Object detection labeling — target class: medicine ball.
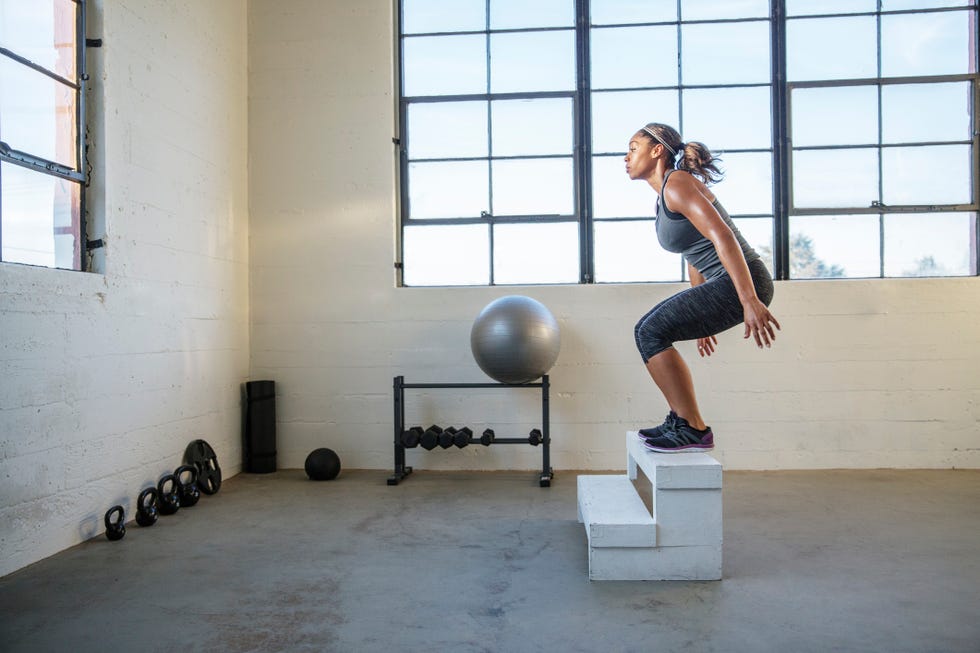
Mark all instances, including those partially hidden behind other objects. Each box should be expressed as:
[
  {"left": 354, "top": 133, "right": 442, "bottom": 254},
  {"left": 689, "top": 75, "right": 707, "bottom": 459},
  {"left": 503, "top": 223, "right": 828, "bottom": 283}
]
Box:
[{"left": 305, "top": 448, "right": 341, "bottom": 481}]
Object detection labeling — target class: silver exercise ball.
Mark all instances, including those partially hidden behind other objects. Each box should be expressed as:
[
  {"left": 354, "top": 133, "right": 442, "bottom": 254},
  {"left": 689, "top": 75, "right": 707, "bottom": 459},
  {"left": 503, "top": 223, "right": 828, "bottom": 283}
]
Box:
[{"left": 470, "top": 295, "right": 561, "bottom": 384}]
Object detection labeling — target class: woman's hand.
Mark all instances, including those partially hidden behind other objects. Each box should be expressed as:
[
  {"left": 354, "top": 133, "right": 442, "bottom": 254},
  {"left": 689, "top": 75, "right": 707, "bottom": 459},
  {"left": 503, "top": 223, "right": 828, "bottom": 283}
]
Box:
[
  {"left": 697, "top": 335, "right": 718, "bottom": 357},
  {"left": 742, "top": 298, "right": 780, "bottom": 348}
]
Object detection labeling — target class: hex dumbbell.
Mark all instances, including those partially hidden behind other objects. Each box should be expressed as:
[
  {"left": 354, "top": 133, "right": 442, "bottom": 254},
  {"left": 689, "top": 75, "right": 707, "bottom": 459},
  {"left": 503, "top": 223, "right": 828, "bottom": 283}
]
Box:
[
  {"left": 480, "top": 428, "right": 495, "bottom": 446},
  {"left": 528, "top": 428, "right": 543, "bottom": 446},
  {"left": 453, "top": 427, "right": 473, "bottom": 448},
  {"left": 420, "top": 425, "right": 442, "bottom": 451},
  {"left": 401, "top": 426, "right": 423, "bottom": 448},
  {"left": 438, "top": 427, "right": 457, "bottom": 449}
]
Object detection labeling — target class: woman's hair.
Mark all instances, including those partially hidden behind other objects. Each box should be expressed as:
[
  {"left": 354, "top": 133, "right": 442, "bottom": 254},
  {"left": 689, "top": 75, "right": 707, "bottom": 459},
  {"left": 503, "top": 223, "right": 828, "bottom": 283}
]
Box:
[{"left": 639, "top": 123, "right": 723, "bottom": 185}]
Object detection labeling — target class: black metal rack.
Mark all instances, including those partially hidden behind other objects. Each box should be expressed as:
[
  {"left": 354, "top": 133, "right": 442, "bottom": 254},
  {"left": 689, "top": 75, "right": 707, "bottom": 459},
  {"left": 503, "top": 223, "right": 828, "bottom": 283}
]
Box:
[{"left": 388, "top": 375, "right": 554, "bottom": 487}]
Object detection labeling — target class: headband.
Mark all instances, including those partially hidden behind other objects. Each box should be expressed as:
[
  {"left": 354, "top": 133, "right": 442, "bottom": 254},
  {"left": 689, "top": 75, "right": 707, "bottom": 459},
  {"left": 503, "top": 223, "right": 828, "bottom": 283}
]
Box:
[{"left": 642, "top": 127, "right": 686, "bottom": 167}]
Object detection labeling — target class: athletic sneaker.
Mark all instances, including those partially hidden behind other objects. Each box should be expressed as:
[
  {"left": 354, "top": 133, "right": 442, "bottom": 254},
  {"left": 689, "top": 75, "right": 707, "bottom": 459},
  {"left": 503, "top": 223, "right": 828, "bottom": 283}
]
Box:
[
  {"left": 637, "top": 411, "right": 679, "bottom": 441},
  {"left": 642, "top": 416, "right": 714, "bottom": 453}
]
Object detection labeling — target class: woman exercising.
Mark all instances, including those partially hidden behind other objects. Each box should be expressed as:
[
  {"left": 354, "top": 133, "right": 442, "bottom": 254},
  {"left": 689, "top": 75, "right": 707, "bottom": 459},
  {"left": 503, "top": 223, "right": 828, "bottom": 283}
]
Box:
[{"left": 627, "top": 123, "right": 779, "bottom": 453}]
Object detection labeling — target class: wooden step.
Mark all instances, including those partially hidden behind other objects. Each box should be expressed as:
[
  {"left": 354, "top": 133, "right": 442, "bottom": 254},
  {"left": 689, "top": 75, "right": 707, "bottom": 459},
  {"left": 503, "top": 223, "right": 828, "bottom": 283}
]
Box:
[{"left": 577, "top": 474, "right": 656, "bottom": 548}]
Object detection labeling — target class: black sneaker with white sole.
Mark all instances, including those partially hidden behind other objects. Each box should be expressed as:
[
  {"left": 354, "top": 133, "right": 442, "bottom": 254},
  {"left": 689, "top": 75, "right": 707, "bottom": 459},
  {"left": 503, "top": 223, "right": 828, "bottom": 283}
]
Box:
[
  {"left": 637, "top": 411, "right": 678, "bottom": 441},
  {"left": 642, "top": 416, "right": 714, "bottom": 453}
]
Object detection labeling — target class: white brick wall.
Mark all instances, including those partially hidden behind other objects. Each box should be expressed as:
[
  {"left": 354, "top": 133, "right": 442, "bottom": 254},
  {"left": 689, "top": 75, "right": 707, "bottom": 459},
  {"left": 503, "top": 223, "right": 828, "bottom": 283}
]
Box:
[{"left": 0, "top": 0, "right": 249, "bottom": 577}]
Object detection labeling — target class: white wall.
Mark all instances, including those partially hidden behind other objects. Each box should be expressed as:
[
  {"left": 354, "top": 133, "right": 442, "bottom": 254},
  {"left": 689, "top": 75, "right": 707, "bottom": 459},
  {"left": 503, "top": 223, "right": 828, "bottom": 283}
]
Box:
[
  {"left": 0, "top": 0, "right": 249, "bottom": 577},
  {"left": 249, "top": 0, "right": 980, "bottom": 474}
]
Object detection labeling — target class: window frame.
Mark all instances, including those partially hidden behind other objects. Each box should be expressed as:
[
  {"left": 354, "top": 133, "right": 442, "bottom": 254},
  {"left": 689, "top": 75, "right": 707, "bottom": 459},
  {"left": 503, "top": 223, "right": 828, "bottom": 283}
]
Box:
[
  {"left": 0, "top": 0, "right": 90, "bottom": 271},
  {"left": 396, "top": 0, "right": 980, "bottom": 285}
]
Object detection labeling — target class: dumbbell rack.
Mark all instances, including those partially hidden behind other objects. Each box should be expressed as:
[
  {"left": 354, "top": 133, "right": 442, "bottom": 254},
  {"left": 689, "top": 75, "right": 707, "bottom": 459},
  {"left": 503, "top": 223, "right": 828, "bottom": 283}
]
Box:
[{"left": 388, "top": 375, "right": 554, "bottom": 487}]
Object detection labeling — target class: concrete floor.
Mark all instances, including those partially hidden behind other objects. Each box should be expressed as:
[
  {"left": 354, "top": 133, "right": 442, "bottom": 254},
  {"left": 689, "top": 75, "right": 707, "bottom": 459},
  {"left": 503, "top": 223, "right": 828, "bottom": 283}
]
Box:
[{"left": 1, "top": 467, "right": 978, "bottom": 653}]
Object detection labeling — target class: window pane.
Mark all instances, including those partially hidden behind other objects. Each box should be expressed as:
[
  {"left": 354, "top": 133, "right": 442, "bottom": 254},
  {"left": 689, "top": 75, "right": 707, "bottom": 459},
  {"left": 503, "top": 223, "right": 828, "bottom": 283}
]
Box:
[
  {"left": 493, "top": 222, "right": 579, "bottom": 284},
  {"left": 408, "top": 101, "right": 487, "bottom": 159},
  {"left": 591, "top": 26, "right": 678, "bottom": 90},
  {"left": 594, "top": 220, "right": 683, "bottom": 282},
  {"left": 682, "top": 22, "right": 770, "bottom": 85},
  {"left": 592, "top": 154, "right": 656, "bottom": 218},
  {"left": 732, "top": 217, "right": 774, "bottom": 272},
  {"left": 0, "top": 0, "right": 77, "bottom": 80},
  {"left": 1, "top": 162, "right": 79, "bottom": 269},
  {"left": 490, "top": 30, "right": 576, "bottom": 93},
  {"left": 403, "top": 224, "right": 490, "bottom": 286},
  {"left": 882, "top": 82, "right": 972, "bottom": 144},
  {"left": 409, "top": 161, "right": 489, "bottom": 218},
  {"left": 881, "top": 11, "right": 973, "bottom": 77},
  {"left": 791, "top": 86, "right": 878, "bottom": 147},
  {"left": 403, "top": 35, "right": 486, "bottom": 96},
  {"left": 884, "top": 213, "right": 974, "bottom": 277},
  {"left": 788, "top": 16, "right": 877, "bottom": 81},
  {"left": 0, "top": 58, "right": 78, "bottom": 168},
  {"left": 491, "top": 98, "right": 573, "bottom": 157},
  {"left": 882, "top": 145, "right": 972, "bottom": 206},
  {"left": 882, "top": 0, "right": 968, "bottom": 8},
  {"left": 786, "top": 0, "right": 876, "bottom": 15},
  {"left": 401, "top": 0, "right": 485, "bottom": 34},
  {"left": 591, "top": 0, "right": 677, "bottom": 24},
  {"left": 492, "top": 158, "right": 574, "bottom": 216},
  {"left": 592, "top": 90, "right": 679, "bottom": 154},
  {"left": 793, "top": 149, "right": 879, "bottom": 208},
  {"left": 681, "top": 0, "right": 769, "bottom": 21},
  {"left": 490, "top": 0, "right": 575, "bottom": 29},
  {"left": 683, "top": 86, "right": 771, "bottom": 150},
  {"left": 712, "top": 152, "right": 773, "bottom": 215},
  {"left": 789, "top": 215, "right": 881, "bottom": 278}
]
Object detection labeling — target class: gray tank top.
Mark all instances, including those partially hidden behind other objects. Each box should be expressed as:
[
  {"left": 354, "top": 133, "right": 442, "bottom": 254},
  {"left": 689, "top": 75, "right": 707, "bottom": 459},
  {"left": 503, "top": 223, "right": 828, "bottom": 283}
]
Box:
[{"left": 655, "top": 170, "right": 760, "bottom": 281}]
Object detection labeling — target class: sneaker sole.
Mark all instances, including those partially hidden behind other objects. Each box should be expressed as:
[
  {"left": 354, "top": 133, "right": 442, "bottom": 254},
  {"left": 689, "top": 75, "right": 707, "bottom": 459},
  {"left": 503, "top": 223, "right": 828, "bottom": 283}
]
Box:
[{"left": 642, "top": 441, "right": 714, "bottom": 453}]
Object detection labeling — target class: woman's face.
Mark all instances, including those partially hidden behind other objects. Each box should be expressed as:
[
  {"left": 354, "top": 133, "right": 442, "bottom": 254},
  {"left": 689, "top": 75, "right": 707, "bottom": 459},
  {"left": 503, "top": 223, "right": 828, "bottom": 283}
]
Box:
[{"left": 624, "top": 132, "right": 658, "bottom": 180}]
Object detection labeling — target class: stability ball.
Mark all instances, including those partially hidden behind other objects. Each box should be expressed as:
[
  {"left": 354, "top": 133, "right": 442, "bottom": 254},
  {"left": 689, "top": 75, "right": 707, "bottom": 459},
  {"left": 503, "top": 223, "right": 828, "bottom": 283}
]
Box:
[
  {"left": 470, "top": 295, "right": 561, "bottom": 384},
  {"left": 305, "top": 448, "right": 341, "bottom": 481}
]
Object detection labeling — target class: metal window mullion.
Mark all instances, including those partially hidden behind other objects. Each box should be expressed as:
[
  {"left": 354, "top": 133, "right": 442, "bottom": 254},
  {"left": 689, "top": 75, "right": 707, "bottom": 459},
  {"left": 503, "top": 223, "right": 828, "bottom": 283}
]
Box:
[
  {"left": 77, "top": 0, "right": 88, "bottom": 270},
  {"left": 576, "top": 0, "right": 593, "bottom": 283},
  {"left": 485, "top": 0, "right": 494, "bottom": 285},
  {"left": 772, "top": 0, "right": 790, "bottom": 280},
  {"left": 876, "top": 4, "right": 885, "bottom": 278}
]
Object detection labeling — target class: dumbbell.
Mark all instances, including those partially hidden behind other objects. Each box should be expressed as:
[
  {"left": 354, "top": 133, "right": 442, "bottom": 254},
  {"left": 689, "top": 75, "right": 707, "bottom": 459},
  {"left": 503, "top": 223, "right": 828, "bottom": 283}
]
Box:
[
  {"left": 420, "top": 425, "right": 442, "bottom": 451},
  {"left": 401, "top": 426, "right": 423, "bottom": 448},
  {"left": 438, "top": 427, "right": 457, "bottom": 449},
  {"left": 453, "top": 427, "right": 473, "bottom": 448},
  {"left": 528, "top": 428, "right": 543, "bottom": 446},
  {"left": 480, "top": 428, "right": 495, "bottom": 446}
]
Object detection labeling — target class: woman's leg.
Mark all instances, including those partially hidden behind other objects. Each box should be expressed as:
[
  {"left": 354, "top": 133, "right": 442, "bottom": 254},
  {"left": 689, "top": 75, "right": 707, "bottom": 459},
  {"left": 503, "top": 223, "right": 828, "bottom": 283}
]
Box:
[
  {"left": 634, "top": 260, "right": 773, "bottom": 431},
  {"left": 645, "top": 347, "right": 706, "bottom": 430}
]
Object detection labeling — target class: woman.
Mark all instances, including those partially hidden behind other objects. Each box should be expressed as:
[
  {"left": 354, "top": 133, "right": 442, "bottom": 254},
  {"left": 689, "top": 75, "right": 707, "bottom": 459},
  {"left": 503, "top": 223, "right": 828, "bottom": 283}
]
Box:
[{"left": 627, "top": 123, "right": 779, "bottom": 453}]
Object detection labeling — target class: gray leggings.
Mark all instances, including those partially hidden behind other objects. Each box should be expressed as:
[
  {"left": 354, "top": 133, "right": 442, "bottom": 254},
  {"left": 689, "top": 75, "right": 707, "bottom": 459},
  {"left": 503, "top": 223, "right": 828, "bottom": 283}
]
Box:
[{"left": 634, "top": 259, "right": 774, "bottom": 363}]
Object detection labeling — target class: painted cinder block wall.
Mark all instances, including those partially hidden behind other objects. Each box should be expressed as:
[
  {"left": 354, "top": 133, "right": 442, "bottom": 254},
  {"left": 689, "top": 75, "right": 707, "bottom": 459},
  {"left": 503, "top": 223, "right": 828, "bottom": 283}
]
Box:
[
  {"left": 0, "top": 0, "right": 249, "bottom": 577},
  {"left": 248, "top": 0, "right": 980, "bottom": 473}
]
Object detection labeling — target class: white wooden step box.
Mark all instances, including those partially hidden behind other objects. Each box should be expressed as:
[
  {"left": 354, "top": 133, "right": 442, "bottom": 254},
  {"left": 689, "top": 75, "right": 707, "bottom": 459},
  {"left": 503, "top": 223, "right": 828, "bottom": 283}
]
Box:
[{"left": 576, "top": 432, "right": 723, "bottom": 581}]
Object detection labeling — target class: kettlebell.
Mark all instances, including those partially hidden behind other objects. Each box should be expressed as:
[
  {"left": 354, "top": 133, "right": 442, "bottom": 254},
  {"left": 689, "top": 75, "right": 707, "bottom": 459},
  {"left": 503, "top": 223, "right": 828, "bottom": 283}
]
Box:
[
  {"left": 175, "top": 465, "right": 200, "bottom": 508},
  {"left": 135, "top": 487, "right": 159, "bottom": 527},
  {"left": 104, "top": 505, "right": 126, "bottom": 541},
  {"left": 157, "top": 474, "right": 181, "bottom": 515}
]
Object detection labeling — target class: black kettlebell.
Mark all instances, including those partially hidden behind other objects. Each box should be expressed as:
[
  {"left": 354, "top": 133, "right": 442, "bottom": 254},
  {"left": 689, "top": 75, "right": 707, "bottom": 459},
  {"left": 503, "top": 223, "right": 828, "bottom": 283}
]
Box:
[
  {"left": 104, "top": 505, "right": 126, "bottom": 541},
  {"left": 175, "top": 465, "right": 200, "bottom": 508},
  {"left": 157, "top": 474, "right": 181, "bottom": 515},
  {"left": 135, "top": 487, "right": 159, "bottom": 527}
]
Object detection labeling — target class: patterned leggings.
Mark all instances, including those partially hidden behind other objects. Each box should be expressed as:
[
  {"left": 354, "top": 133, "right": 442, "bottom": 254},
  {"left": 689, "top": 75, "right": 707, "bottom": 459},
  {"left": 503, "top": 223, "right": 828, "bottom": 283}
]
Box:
[{"left": 634, "top": 258, "right": 774, "bottom": 363}]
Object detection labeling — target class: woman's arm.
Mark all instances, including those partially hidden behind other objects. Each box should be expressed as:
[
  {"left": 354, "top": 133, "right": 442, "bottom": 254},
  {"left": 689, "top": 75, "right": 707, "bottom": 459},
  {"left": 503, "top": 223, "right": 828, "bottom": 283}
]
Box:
[{"left": 665, "top": 173, "right": 780, "bottom": 348}]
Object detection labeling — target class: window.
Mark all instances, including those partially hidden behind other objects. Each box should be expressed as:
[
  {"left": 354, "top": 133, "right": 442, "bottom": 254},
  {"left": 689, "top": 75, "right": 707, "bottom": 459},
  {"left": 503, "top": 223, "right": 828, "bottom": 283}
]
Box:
[
  {"left": 397, "top": 1, "right": 979, "bottom": 285},
  {"left": 0, "top": 0, "right": 89, "bottom": 270},
  {"left": 786, "top": 1, "right": 978, "bottom": 279}
]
